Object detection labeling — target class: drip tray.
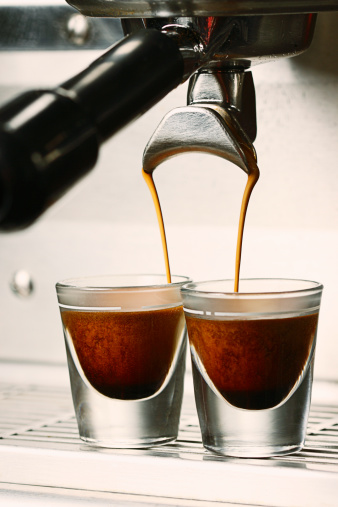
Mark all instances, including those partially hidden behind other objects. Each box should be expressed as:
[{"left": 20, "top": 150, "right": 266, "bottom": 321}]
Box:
[{"left": 0, "top": 376, "right": 338, "bottom": 506}]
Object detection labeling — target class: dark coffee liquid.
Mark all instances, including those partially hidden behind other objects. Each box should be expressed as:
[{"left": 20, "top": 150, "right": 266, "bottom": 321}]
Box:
[
  {"left": 62, "top": 306, "right": 185, "bottom": 400},
  {"left": 186, "top": 312, "right": 318, "bottom": 410}
]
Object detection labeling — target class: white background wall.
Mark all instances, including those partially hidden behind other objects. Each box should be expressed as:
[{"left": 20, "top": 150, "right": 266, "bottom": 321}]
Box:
[{"left": 0, "top": 13, "right": 338, "bottom": 380}]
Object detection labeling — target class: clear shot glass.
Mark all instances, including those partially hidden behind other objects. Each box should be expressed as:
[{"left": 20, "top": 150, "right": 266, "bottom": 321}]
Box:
[
  {"left": 56, "top": 274, "right": 190, "bottom": 448},
  {"left": 181, "top": 278, "right": 323, "bottom": 458}
]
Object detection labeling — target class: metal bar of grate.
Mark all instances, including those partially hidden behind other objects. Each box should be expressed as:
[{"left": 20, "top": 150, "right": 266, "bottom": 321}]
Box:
[{"left": 1, "top": 382, "right": 338, "bottom": 506}]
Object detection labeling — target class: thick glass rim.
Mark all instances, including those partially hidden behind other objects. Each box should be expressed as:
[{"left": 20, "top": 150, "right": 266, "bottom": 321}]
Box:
[
  {"left": 181, "top": 278, "right": 323, "bottom": 298},
  {"left": 56, "top": 274, "right": 190, "bottom": 292}
]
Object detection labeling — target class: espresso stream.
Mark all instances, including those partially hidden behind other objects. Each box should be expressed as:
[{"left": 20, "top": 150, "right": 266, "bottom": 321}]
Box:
[{"left": 142, "top": 150, "right": 259, "bottom": 290}]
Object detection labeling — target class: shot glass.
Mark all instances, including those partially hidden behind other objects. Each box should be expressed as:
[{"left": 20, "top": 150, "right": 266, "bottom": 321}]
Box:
[
  {"left": 181, "top": 278, "right": 323, "bottom": 457},
  {"left": 56, "top": 274, "right": 189, "bottom": 448}
]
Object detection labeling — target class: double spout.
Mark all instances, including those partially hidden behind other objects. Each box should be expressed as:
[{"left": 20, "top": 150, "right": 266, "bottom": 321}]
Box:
[{"left": 143, "top": 69, "right": 257, "bottom": 177}]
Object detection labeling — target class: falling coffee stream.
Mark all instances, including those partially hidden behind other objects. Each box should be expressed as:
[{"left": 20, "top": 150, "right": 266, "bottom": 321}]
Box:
[
  {"left": 143, "top": 152, "right": 259, "bottom": 291},
  {"left": 234, "top": 156, "right": 260, "bottom": 292},
  {"left": 143, "top": 170, "right": 171, "bottom": 283}
]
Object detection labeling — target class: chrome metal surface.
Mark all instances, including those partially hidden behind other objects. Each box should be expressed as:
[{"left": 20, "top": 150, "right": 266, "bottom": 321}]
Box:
[
  {"left": 1, "top": 379, "right": 338, "bottom": 506},
  {"left": 143, "top": 69, "right": 256, "bottom": 176},
  {"left": 188, "top": 70, "right": 257, "bottom": 141},
  {"left": 144, "top": 15, "right": 317, "bottom": 69},
  {"left": 143, "top": 104, "right": 254, "bottom": 175},
  {"left": 189, "top": 71, "right": 250, "bottom": 111},
  {"left": 67, "top": 0, "right": 338, "bottom": 18},
  {"left": 0, "top": 0, "right": 123, "bottom": 50}
]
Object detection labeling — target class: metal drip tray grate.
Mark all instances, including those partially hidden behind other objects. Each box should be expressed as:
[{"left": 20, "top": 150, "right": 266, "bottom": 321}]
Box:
[{"left": 1, "top": 382, "right": 338, "bottom": 506}]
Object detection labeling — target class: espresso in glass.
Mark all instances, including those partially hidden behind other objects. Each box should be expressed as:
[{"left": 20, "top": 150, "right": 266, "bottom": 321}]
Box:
[
  {"left": 181, "top": 278, "right": 323, "bottom": 457},
  {"left": 61, "top": 305, "right": 184, "bottom": 400},
  {"left": 56, "top": 274, "right": 189, "bottom": 448},
  {"left": 186, "top": 312, "right": 318, "bottom": 410}
]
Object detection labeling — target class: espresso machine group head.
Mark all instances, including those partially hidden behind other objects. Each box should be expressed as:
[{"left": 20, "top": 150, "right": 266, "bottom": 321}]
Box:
[{"left": 0, "top": 0, "right": 337, "bottom": 230}]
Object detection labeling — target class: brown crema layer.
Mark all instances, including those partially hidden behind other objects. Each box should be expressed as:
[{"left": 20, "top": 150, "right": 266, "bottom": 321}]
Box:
[
  {"left": 62, "top": 306, "right": 185, "bottom": 400},
  {"left": 186, "top": 312, "right": 318, "bottom": 410}
]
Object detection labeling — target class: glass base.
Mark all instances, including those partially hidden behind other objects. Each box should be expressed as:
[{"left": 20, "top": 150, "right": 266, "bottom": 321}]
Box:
[
  {"left": 80, "top": 435, "right": 177, "bottom": 449},
  {"left": 192, "top": 357, "right": 314, "bottom": 458},
  {"left": 204, "top": 443, "right": 303, "bottom": 458},
  {"left": 66, "top": 337, "right": 187, "bottom": 448}
]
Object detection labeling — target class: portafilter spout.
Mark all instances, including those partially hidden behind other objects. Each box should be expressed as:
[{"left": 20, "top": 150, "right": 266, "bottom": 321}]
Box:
[{"left": 143, "top": 69, "right": 257, "bottom": 176}]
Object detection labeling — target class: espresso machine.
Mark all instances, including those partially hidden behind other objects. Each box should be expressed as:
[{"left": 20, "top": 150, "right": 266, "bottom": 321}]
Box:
[
  {"left": 0, "top": 1, "right": 336, "bottom": 230},
  {"left": 1, "top": 1, "right": 338, "bottom": 505}
]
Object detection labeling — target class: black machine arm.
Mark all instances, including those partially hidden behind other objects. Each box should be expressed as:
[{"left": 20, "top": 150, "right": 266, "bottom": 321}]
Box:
[{"left": 0, "top": 29, "right": 185, "bottom": 231}]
